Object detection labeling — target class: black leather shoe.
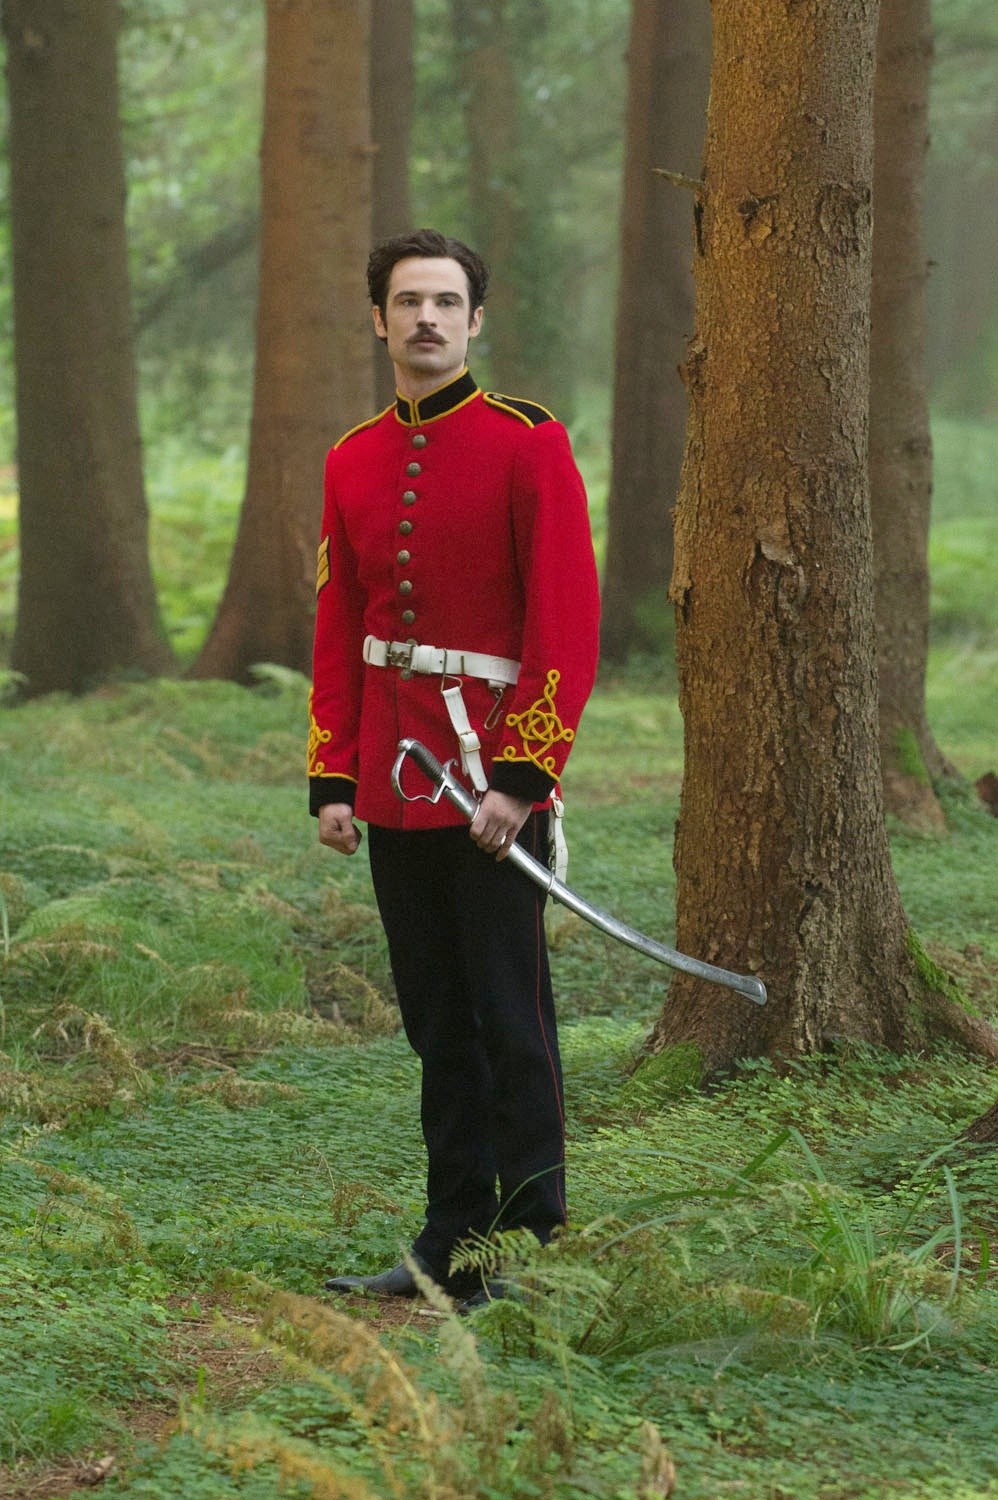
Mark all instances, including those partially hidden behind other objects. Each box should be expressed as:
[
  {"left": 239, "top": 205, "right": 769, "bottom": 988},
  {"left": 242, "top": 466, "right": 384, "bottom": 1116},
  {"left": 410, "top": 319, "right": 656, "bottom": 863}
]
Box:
[
  {"left": 456, "top": 1278, "right": 513, "bottom": 1314},
  {"left": 324, "top": 1259, "right": 427, "bottom": 1297}
]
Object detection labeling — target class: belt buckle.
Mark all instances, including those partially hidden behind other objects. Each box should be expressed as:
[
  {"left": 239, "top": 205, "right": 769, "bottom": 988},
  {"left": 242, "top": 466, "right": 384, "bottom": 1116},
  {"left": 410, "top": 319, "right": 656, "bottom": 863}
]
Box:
[{"left": 387, "top": 640, "right": 414, "bottom": 670}]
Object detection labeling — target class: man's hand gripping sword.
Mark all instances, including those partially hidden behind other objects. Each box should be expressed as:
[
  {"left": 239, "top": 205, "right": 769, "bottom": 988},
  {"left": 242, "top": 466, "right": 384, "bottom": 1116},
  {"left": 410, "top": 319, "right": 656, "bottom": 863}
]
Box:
[{"left": 391, "top": 738, "right": 767, "bottom": 1006}]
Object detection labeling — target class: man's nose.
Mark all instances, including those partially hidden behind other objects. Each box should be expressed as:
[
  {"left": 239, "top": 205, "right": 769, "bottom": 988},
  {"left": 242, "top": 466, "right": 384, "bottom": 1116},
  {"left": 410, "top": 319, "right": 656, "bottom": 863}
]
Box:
[{"left": 416, "top": 302, "right": 438, "bottom": 324}]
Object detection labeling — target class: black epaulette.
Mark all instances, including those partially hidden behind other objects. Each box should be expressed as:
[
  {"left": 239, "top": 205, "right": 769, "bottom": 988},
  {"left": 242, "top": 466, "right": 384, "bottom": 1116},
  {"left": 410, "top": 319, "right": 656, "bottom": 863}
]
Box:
[
  {"left": 483, "top": 392, "right": 556, "bottom": 427},
  {"left": 333, "top": 404, "right": 394, "bottom": 448}
]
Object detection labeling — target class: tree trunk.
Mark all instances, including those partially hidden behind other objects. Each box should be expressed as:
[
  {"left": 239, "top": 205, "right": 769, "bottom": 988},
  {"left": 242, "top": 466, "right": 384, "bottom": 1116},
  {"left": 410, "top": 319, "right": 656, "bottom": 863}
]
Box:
[
  {"left": 370, "top": 0, "right": 413, "bottom": 410},
  {"left": 963, "top": 1098, "right": 998, "bottom": 1145},
  {"left": 450, "top": 0, "right": 571, "bottom": 413},
  {"left": 870, "top": 0, "right": 953, "bottom": 830},
  {"left": 190, "top": 0, "right": 374, "bottom": 683},
  {"left": 601, "top": 0, "right": 710, "bottom": 664},
  {"left": 647, "top": 0, "right": 995, "bottom": 1079},
  {"left": 4, "top": 0, "right": 174, "bottom": 695}
]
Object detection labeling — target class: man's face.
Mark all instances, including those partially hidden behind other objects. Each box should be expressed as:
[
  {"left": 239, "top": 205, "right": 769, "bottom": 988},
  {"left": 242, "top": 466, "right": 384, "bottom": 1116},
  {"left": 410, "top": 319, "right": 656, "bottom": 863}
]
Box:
[{"left": 372, "top": 256, "right": 483, "bottom": 390}]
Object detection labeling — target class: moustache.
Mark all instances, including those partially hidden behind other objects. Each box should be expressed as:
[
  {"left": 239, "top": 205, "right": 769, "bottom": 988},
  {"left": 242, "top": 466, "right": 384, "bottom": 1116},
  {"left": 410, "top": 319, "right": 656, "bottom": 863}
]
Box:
[{"left": 407, "top": 331, "right": 444, "bottom": 346}]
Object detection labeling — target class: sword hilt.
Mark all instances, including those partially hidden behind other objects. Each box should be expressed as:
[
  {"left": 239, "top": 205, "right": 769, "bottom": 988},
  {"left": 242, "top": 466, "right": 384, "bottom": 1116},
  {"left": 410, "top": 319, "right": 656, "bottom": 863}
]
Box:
[{"left": 391, "top": 736, "right": 480, "bottom": 819}]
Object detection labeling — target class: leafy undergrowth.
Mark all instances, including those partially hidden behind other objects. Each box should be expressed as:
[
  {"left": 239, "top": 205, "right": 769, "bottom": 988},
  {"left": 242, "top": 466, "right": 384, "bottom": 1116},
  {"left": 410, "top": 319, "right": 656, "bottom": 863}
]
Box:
[{"left": 1, "top": 676, "right": 997, "bottom": 1500}]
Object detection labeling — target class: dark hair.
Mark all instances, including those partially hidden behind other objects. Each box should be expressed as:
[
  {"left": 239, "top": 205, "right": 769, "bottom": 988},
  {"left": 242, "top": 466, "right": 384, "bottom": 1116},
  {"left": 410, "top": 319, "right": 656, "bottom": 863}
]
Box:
[{"left": 366, "top": 229, "right": 489, "bottom": 318}]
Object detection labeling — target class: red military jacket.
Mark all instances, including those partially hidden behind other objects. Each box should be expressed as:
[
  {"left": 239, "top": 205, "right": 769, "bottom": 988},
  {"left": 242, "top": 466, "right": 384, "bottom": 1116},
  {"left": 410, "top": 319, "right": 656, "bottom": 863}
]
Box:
[{"left": 309, "top": 368, "right": 600, "bottom": 830}]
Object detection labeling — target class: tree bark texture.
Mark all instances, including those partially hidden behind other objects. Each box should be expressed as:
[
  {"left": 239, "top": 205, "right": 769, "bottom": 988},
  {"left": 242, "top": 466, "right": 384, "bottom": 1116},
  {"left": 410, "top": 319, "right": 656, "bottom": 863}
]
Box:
[
  {"left": 191, "top": 0, "right": 374, "bottom": 682},
  {"left": 648, "top": 0, "right": 990, "bottom": 1075},
  {"left": 5, "top": 0, "right": 174, "bottom": 695},
  {"left": 870, "top": 0, "right": 952, "bottom": 829},
  {"left": 601, "top": 0, "right": 710, "bottom": 664},
  {"left": 371, "top": 0, "right": 413, "bottom": 409}
]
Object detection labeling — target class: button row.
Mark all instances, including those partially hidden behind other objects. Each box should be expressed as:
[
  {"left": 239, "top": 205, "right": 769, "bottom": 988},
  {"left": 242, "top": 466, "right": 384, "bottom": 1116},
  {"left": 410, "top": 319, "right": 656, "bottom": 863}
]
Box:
[{"left": 398, "top": 438, "right": 425, "bottom": 626}]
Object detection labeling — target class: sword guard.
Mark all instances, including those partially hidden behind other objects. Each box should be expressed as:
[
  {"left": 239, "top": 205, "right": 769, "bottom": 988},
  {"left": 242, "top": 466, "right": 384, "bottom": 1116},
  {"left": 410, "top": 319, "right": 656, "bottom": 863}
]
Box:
[{"left": 390, "top": 741, "right": 459, "bottom": 806}]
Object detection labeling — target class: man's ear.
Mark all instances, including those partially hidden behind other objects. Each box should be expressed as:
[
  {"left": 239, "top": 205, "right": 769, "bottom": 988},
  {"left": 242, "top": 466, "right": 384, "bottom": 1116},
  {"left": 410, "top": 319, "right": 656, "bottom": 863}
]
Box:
[
  {"left": 469, "top": 306, "right": 484, "bottom": 339},
  {"left": 372, "top": 305, "right": 388, "bottom": 342}
]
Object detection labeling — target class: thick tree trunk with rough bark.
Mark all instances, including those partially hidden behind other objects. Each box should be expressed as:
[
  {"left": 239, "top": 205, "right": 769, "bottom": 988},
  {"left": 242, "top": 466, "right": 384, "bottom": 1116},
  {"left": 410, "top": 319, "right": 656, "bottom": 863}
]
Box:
[
  {"left": 371, "top": 0, "right": 413, "bottom": 410},
  {"left": 646, "top": 0, "right": 994, "bottom": 1079},
  {"left": 870, "top": 0, "right": 953, "bottom": 830},
  {"left": 191, "top": 0, "right": 373, "bottom": 682},
  {"left": 5, "top": 0, "right": 174, "bottom": 695},
  {"left": 601, "top": 0, "right": 710, "bottom": 664}
]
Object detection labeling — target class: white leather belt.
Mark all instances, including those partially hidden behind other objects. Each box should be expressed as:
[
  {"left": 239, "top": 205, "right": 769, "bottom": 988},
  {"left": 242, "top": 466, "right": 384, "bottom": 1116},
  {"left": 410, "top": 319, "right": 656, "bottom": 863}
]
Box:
[
  {"left": 363, "top": 634, "right": 520, "bottom": 793},
  {"left": 363, "top": 635, "right": 520, "bottom": 687}
]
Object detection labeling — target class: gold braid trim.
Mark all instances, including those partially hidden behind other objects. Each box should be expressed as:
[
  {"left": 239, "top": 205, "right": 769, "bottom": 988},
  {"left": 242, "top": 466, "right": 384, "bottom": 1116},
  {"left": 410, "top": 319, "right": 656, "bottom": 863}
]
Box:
[
  {"left": 315, "top": 536, "right": 330, "bottom": 596},
  {"left": 501, "top": 669, "right": 574, "bottom": 777},
  {"left": 307, "top": 689, "right": 332, "bottom": 775}
]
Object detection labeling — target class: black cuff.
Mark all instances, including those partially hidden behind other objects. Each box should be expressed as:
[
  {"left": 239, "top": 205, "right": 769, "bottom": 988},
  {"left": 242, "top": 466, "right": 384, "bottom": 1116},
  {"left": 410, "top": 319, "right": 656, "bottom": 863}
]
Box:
[
  {"left": 489, "top": 759, "right": 555, "bottom": 805},
  {"left": 309, "top": 776, "right": 358, "bottom": 817}
]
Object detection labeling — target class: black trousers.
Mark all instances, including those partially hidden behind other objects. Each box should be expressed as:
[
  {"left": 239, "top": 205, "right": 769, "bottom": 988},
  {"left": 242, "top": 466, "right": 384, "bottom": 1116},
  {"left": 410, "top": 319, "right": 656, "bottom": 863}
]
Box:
[{"left": 367, "top": 812, "right": 566, "bottom": 1277}]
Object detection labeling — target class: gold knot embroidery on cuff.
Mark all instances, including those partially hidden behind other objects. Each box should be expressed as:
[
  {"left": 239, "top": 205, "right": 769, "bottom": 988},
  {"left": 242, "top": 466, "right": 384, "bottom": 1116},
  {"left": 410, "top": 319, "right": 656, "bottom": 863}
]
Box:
[
  {"left": 502, "top": 668, "right": 574, "bottom": 777},
  {"left": 307, "top": 689, "right": 332, "bottom": 774}
]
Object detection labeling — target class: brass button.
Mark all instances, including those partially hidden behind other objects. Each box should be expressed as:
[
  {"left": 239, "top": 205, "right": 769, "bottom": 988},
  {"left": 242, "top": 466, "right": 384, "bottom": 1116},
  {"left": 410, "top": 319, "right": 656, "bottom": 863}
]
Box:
[
  {"left": 399, "top": 519, "right": 413, "bottom": 535},
  {"left": 401, "top": 609, "right": 416, "bottom": 625},
  {"left": 397, "top": 549, "right": 411, "bottom": 565},
  {"left": 406, "top": 462, "right": 422, "bottom": 477},
  {"left": 402, "top": 490, "right": 417, "bottom": 505},
  {"left": 411, "top": 434, "right": 427, "bottom": 449},
  {"left": 399, "top": 579, "right": 413, "bottom": 595}
]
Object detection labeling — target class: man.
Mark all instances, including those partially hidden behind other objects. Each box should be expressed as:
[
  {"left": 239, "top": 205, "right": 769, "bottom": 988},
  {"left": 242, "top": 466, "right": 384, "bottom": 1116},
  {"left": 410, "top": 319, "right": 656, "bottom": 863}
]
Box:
[{"left": 310, "top": 228, "right": 600, "bottom": 1304}]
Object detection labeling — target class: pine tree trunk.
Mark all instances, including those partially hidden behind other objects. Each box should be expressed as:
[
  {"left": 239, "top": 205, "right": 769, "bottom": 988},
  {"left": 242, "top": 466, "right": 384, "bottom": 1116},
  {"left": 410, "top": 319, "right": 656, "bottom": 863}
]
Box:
[
  {"left": 371, "top": 0, "right": 413, "bottom": 410},
  {"left": 647, "top": 0, "right": 995, "bottom": 1078},
  {"left": 449, "top": 0, "right": 571, "bottom": 413},
  {"left": 5, "top": 0, "right": 174, "bottom": 695},
  {"left": 870, "top": 0, "right": 953, "bottom": 829},
  {"left": 191, "top": 0, "right": 373, "bottom": 683},
  {"left": 601, "top": 0, "right": 710, "bottom": 664}
]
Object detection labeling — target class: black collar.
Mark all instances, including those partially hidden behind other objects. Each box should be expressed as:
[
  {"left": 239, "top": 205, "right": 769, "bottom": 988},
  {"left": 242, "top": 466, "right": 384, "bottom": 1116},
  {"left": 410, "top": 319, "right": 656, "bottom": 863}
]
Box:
[{"left": 394, "top": 368, "right": 478, "bottom": 426}]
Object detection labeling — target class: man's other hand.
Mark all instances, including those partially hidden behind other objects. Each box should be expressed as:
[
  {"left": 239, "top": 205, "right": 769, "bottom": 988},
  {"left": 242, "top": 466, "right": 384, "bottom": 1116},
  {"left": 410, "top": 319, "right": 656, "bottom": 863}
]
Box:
[
  {"left": 469, "top": 789, "right": 533, "bottom": 860},
  {"left": 318, "top": 803, "right": 362, "bottom": 855}
]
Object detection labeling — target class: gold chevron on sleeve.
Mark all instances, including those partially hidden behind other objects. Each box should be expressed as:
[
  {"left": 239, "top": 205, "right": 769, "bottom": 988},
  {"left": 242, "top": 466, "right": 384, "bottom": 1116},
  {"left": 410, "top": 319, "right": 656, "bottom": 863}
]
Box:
[{"left": 316, "top": 536, "right": 330, "bottom": 596}]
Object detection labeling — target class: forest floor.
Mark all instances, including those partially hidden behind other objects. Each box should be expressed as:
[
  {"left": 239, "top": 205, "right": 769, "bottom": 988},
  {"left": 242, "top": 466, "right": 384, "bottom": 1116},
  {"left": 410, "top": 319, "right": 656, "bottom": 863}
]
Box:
[{"left": 1, "top": 668, "right": 996, "bottom": 1500}]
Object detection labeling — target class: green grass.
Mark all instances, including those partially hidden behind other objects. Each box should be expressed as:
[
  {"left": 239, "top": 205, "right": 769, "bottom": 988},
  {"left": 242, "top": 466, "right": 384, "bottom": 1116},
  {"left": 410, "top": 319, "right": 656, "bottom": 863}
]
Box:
[{"left": 1, "top": 664, "right": 996, "bottom": 1499}]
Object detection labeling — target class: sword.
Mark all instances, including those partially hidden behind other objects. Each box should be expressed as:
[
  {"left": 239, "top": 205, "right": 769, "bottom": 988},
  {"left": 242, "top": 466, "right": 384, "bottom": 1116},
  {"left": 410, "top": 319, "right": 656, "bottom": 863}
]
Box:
[{"left": 390, "top": 737, "right": 767, "bottom": 1006}]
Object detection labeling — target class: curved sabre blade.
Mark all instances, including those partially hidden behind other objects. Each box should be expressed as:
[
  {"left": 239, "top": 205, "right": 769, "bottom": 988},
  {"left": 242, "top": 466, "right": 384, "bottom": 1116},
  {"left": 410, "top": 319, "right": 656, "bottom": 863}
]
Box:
[{"left": 391, "top": 738, "right": 767, "bottom": 1006}]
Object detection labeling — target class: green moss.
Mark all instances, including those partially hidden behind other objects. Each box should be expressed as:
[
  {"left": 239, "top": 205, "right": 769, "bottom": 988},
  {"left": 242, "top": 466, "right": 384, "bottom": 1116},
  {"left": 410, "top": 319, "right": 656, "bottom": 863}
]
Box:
[
  {"left": 892, "top": 727, "right": 930, "bottom": 785},
  {"left": 621, "top": 1042, "right": 704, "bottom": 1106},
  {"left": 906, "top": 927, "right": 980, "bottom": 1016}
]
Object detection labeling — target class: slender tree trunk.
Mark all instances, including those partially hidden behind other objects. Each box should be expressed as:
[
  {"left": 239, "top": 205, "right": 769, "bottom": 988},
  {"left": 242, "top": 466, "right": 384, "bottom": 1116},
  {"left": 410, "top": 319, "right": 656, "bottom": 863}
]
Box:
[
  {"left": 870, "top": 0, "right": 953, "bottom": 829},
  {"left": 450, "top": 0, "right": 571, "bottom": 412},
  {"left": 601, "top": 0, "right": 710, "bottom": 664},
  {"left": 370, "top": 0, "right": 413, "bottom": 410},
  {"left": 191, "top": 0, "right": 374, "bottom": 682},
  {"left": 4, "top": 0, "right": 174, "bottom": 695},
  {"left": 646, "top": 0, "right": 994, "bottom": 1079}
]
